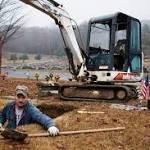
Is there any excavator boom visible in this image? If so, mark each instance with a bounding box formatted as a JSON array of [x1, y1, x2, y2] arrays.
[[20, 0, 86, 77]]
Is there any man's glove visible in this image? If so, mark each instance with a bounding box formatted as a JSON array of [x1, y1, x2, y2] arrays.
[[48, 126, 59, 136]]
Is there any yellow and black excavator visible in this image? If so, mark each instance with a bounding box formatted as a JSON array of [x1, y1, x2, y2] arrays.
[[20, 0, 144, 103]]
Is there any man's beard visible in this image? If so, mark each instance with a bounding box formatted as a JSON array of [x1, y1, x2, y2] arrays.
[[17, 102, 25, 108]]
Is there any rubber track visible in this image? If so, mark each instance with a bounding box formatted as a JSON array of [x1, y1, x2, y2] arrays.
[[58, 84, 132, 103]]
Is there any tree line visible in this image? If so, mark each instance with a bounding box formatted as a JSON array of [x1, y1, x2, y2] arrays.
[[142, 21, 150, 55], [9, 53, 41, 63], [4, 21, 150, 57], [4, 22, 88, 56], [4, 26, 66, 56]]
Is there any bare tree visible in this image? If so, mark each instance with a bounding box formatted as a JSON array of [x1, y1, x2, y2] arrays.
[[0, 0, 24, 73]]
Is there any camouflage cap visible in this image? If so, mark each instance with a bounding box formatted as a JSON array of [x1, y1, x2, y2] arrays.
[[16, 85, 29, 97]]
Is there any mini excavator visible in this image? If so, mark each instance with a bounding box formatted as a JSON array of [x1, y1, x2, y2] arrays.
[[20, 0, 144, 102]]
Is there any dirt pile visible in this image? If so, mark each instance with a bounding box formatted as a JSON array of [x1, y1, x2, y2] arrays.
[[0, 78, 150, 150], [0, 78, 38, 98]]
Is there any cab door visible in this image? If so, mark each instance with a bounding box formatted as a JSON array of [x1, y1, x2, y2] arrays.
[[128, 18, 142, 73]]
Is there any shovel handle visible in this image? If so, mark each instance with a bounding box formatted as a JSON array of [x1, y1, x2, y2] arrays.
[[28, 127, 125, 137]]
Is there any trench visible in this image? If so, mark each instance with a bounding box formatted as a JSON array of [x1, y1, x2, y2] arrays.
[[37, 103, 77, 118]]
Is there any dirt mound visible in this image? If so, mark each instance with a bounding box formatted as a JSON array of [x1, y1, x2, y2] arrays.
[[0, 78, 38, 98], [0, 78, 150, 150]]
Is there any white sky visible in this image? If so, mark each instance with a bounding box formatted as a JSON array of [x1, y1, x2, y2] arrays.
[[19, 0, 150, 27]]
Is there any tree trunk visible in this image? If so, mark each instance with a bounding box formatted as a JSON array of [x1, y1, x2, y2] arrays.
[[0, 40, 4, 74]]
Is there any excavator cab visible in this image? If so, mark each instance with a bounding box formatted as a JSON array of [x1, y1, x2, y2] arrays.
[[86, 12, 142, 73]]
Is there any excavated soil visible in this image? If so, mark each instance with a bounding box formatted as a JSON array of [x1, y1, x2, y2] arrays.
[[0, 78, 150, 150]]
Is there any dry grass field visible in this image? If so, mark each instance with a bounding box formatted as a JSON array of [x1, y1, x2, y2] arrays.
[[0, 78, 150, 150]]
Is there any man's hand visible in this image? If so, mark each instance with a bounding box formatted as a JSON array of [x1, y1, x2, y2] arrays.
[[48, 126, 59, 136]]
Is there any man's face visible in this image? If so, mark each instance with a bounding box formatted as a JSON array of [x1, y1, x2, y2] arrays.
[[15, 94, 28, 108]]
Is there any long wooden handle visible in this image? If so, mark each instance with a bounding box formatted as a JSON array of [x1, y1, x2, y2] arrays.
[[28, 127, 125, 137]]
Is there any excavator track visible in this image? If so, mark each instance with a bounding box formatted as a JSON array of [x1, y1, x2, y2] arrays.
[[59, 84, 136, 103]]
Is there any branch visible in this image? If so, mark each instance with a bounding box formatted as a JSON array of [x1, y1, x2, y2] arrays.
[[0, 0, 25, 43]]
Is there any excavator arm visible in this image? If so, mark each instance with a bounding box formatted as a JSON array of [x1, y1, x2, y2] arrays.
[[20, 0, 86, 78]]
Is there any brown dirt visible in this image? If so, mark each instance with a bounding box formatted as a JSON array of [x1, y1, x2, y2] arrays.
[[0, 78, 38, 99], [0, 78, 150, 150]]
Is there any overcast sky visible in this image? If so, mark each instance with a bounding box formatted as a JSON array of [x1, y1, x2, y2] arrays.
[[20, 0, 150, 27]]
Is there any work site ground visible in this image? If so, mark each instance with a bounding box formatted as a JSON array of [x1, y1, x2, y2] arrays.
[[0, 78, 150, 150]]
